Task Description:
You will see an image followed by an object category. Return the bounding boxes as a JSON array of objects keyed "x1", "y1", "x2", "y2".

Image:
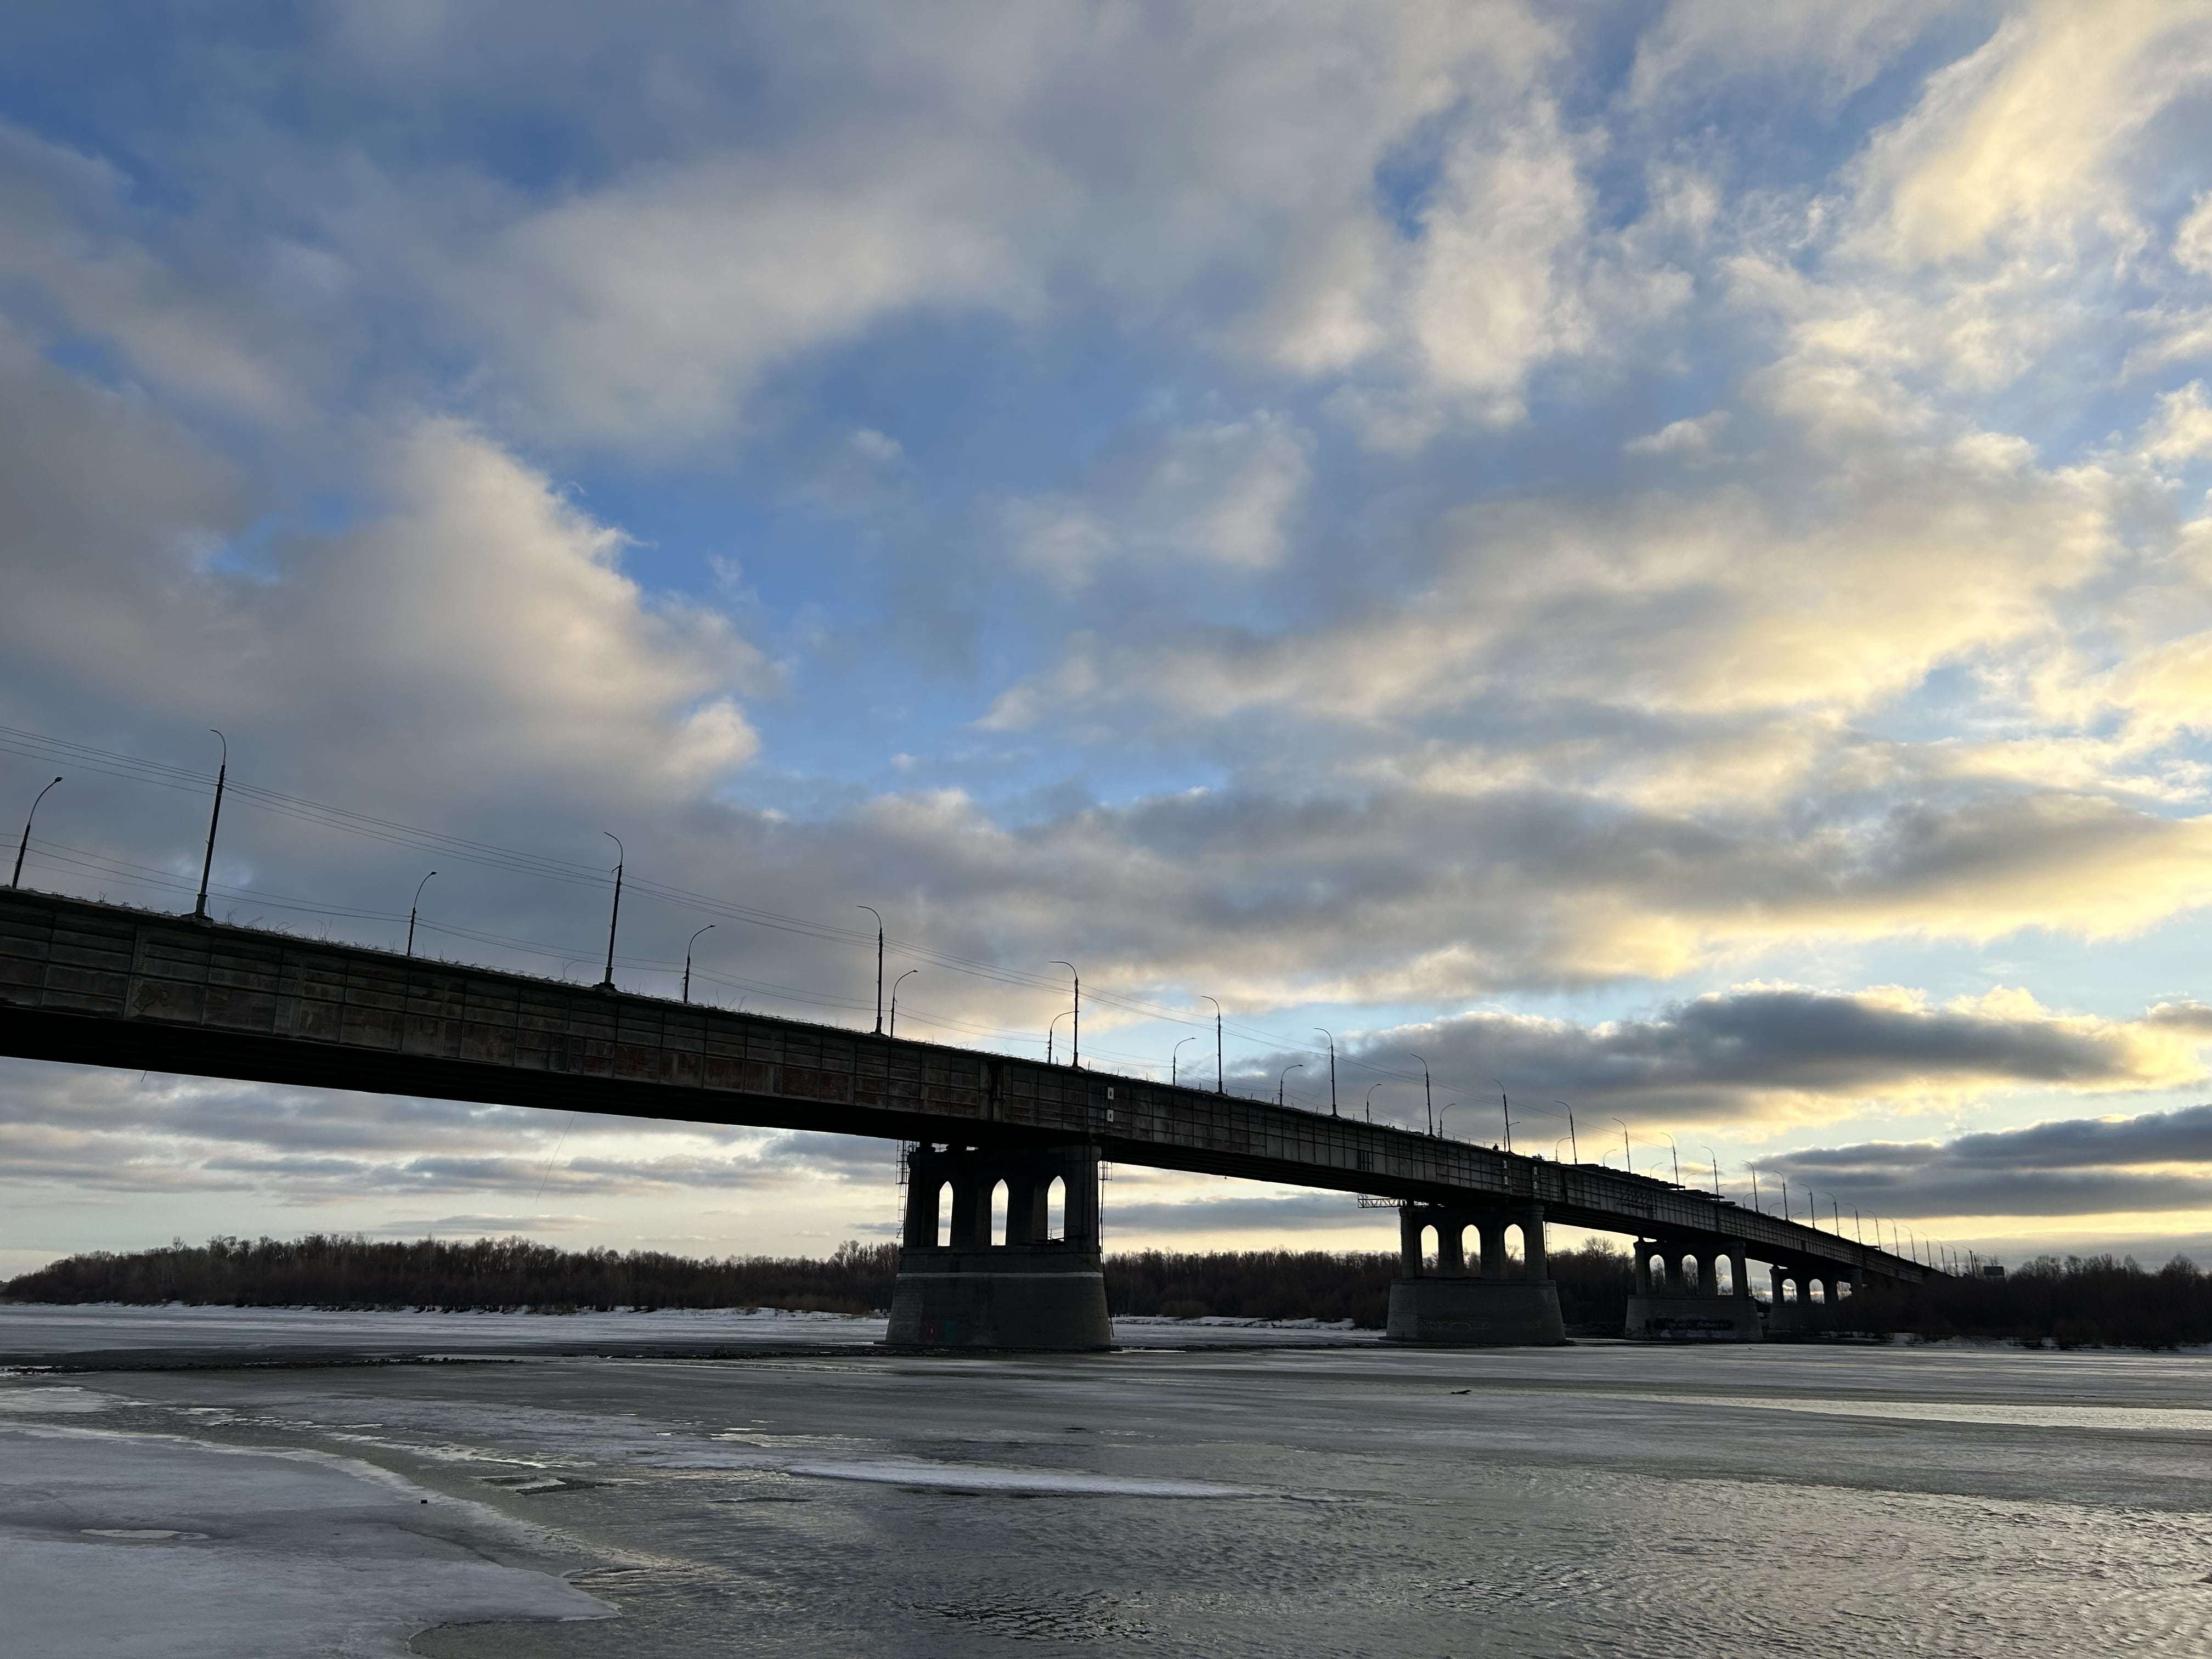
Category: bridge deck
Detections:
[{"x1": 0, "y1": 890, "x2": 1933, "y2": 1281}]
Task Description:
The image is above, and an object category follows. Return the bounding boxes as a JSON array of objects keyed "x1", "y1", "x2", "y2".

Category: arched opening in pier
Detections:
[
  {"x1": 1420, "y1": 1223, "x2": 1440, "y2": 1272},
  {"x1": 1807, "y1": 1279, "x2": 1826, "y2": 1304},
  {"x1": 1046, "y1": 1176, "x2": 1066, "y2": 1242},
  {"x1": 1713, "y1": 1256, "x2": 1734, "y2": 1296},
  {"x1": 1647, "y1": 1252, "x2": 1668, "y2": 1289},
  {"x1": 1836, "y1": 1279, "x2": 1852, "y2": 1299},
  {"x1": 1680, "y1": 1255, "x2": 1700, "y2": 1292},
  {"x1": 1503, "y1": 1223, "x2": 1525, "y2": 1277},
  {"x1": 1779, "y1": 1277, "x2": 1798, "y2": 1302},
  {"x1": 935, "y1": 1182, "x2": 953, "y2": 1248},
  {"x1": 990, "y1": 1180, "x2": 1010, "y2": 1248},
  {"x1": 1460, "y1": 1224, "x2": 1480, "y2": 1274}
]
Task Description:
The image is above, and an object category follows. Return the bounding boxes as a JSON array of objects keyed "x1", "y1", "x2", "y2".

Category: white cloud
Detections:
[
  {"x1": 1853, "y1": 2, "x2": 2212, "y2": 266},
  {"x1": 1626, "y1": 0, "x2": 1934, "y2": 110},
  {"x1": 1624, "y1": 410, "x2": 1731, "y2": 456},
  {"x1": 1003, "y1": 413, "x2": 1312, "y2": 586},
  {"x1": 2141, "y1": 381, "x2": 2212, "y2": 468}
]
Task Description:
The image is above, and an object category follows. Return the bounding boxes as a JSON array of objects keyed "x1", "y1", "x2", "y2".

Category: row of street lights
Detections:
[{"x1": 13, "y1": 751, "x2": 1978, "y2": 1272}]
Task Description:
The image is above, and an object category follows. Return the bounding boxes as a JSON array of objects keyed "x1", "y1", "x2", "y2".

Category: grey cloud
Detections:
[
  {"x1": 1768, "y1": 1103, "x2": 2212, "y2": 1220},
  {"x1": 1244, "y1": 988, "x2": 2206, "y2": 1131},
  {"x1": 354, "y1": 1214, "x2": 596, "y2": 1237}
]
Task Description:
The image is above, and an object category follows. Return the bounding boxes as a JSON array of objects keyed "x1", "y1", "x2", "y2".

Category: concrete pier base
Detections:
[
  {"x1": 882, "y1": 1142, "x2": 1111, "y2": 1352},
  {"x1": 1385, "y1": 1277, "x2": 1566, "y2": 1346},
  {"x1": 885, "y1": 1247, "x2": 1110, "y2": 1350},
  {"x1": 1624, "y1": 1293, "x2": 1763, "y2": 1342},
  {"x1": 1385, "y1": 1202, "x2": 1567, "y2": 1346}
]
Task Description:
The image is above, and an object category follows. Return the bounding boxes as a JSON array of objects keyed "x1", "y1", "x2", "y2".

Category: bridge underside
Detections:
[{"x1": 0, "y1": 892, "x2": 1938, "y2": 1348}]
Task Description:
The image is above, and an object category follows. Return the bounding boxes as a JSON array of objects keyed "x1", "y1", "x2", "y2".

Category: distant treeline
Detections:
[
  {"x1": 1852, "y1": 1254, "x2": 2212, "y2": 1349},
  {"x1": 0, "y1": 1233, "x2": 1634, "y2": 1331},
  {"x1": 1, "y1": 1235, "x2": 905, "y2": 1316},
  {"x1": 10, "y1": 1238, "x2": 2206, "y2": 1347}
]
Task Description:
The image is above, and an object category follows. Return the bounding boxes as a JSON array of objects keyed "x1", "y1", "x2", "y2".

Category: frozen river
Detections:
[{"x1": 4, "y1": 1307, "x2": 2210, "y2": 1656}]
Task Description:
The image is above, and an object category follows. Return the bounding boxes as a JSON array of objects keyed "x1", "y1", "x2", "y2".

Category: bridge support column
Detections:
[
  {"x1": 1386, "y1": 1203, "x2": 1565, "y2": 1346},
  {"x1": 885, "y1": 1143, "x2": 1111, "y2": 1351},
  {"x1": 1626, "y1": 1236, "x2": 1763, "y2": 1341}
]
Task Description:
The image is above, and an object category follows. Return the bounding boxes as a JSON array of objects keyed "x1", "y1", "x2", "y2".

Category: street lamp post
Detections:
[
  {"x1": 1048, "y1": 1009, "x2": 1072, "y2": 1065},
  {"x1": 682, "y1": 924, "x2": 716, "y2": 1003},
  {"x1": 1493, "y1": 1079, "x2": 1512, "y2": 1152},
  {"x1": 1278, "y1": 1062, "x2": 1304, "y2": 1108},
  {"x1": 890, "y1": 968, "x2": 918, "y2": 1036},
  {"x1": 1366, "y1": 1082, "x2": 1383, "y2": 1124},
  {"x1": 856, "y1": 907, "x2": 884, "y2": 1034},
  {"x1": 1408, "y1": 1053, "x2": 1432, "y2": 1136},
  {"x1": 1750, "y1": 1166, "x2": 1762, "y2": 1213},
  {"x1": 1609, "y1": 1116, "x2": 1630, "y2": 1170},
  {"x1": 1200, "y1": 996, "x2": 1223, "y2": 1094},
  {"x1": 192, "y1": 730, "x2": 228, "y2": 923},
  {"x1": 1703, "y1": 1146, "x2": 1720, "y2": 1198},
  {"x1": 406, "y1": 871, "x2": 438, "y2": 958},
  {"x1": 1051, "y1": 961, "x2": 1079, "y2": 1068},
  {"x1": 1316, "y1": 1029, "x2": 1337, "y2": 1116},
  {"x1": 1172, "y1": 1036, "x2": 1194, "y2": 1086},
  {"x1": 1438, "y1": 1101, "x2": 1456, "y2": 1138},
  {"x1": 597, "y1": 832, "x2": 624, "y2": 991},
  {"x1": 1555, "y1": 1103, "x2": 1577, "y2": 1163},
  {"x1": 12, "y1": 775, "x2": 61, "y2": 888},
  {"x1": 1661, "y1": 1133, "x2": 1679, "y2": 1185}
]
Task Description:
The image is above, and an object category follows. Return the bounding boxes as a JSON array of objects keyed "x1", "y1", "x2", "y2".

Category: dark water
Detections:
[{"x1": 16, "y1": 1339, "x2": 2212, "y2": 1656}]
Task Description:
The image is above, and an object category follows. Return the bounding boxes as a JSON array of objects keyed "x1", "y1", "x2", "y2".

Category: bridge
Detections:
[{"x1": 0, "y1": 889, "x2": 1938, "y2": 1347}]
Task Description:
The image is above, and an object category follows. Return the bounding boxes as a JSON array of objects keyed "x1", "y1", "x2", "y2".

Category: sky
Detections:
[{"x1": 5, "y1": 1, "x2": 2212, "y2": 1278}]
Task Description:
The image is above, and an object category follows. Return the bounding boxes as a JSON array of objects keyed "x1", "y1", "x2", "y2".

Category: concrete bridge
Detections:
[{"x1": 0, "y1": 889, "x2": 1939, "y2": 1347}]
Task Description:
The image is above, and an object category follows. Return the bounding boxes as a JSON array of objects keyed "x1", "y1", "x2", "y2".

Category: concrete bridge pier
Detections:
[
  {"x1": 1765, "y1": 1261, "x2": 1865, "y2": 1339},
  {"x1": 1385, "y1": 1203, "x2": 1566, "y2": 1345},
  {"x1": 883, "y1": 1142, "x2": 1112, "y2": 1351},
  {"x1": 1624, "y1": 1238, "x2": 1762, "y2": 1341}
]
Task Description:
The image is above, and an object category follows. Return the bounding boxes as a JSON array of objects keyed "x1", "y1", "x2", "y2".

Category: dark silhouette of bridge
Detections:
[{"x1": 0, "y1": 889, "x2": 1938, "y2": 1347}]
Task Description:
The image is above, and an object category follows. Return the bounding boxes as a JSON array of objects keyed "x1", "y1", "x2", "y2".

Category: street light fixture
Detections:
[
  {"x1": 192, "y1": 730, "x2": 228, "y2": 923},
  {"x1": 11, "y1": 775, "x2": 60, "y2": 889},
  {"x1": 1702, "y1": 1145, "x2": 1720, "y2": 1198},
  {"x1": 1492, "y1": 1078, "x2": 1512, "y2": 1152},
  {"x1": 406, "y1": 871, "x2": 438, "y2": 959},
  {"x1": 1438, "y1": 1101, "x2": 1457, "y2": 1138},
  {"x1": 1051, "y1": 961, "x2": 1079, "y2": 1068},
  {"x1": 1555, "y1": 1103, "x2": 1577, "y2": 1163},
  {"x1": 855, "y1": 907, "x2": 884, "y2": 1034},
  {"x1": 1047, "y1": 1009, "x2": 1072, "y2": 1065},
  {"x1": 1609, "y1": 1116, "x2": 1631, "y2": 1170},
  {"x1": 1199, "y1": 995, "x2": 1224, "y2": 1094},
  {"x1": 1366, "y1": 1082, "x2": 1383, "y2": 1124},
  {"x1": 1278, "y1": 1062, "x2": 1304, "y2": 1107},
  {"x1": 1408, "y1": 1053, "x2": 1433, "y2": 1136},
  {"x1": 1660, "y1": 1132, "x2": 1679, "y2": 1185},
  {"x1": 1172, "y1": 1036, "x2": 1195, "y2": 1087},
  {"x1": 597, "y1": 832, "x2": 625, "y2": 991},
  {"x1": 890, "y1": 968, "x2": 918, "y2": 1036},
  {"x1": 682, "y1": 924, "x2": 716, "y2": 1003},
  {"x1": 1316, "y1": 1028, "x2": 1337, "y2": 1116}
]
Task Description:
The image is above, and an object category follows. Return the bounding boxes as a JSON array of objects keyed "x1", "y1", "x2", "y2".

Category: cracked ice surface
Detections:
[{"x1": 0, "y1": 1424, "x2": 611, "y2": 1657}]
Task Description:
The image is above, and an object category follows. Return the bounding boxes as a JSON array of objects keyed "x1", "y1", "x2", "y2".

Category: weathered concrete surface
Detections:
[
  {"x1": 1625, "y1": 1293, "x2": 1763, "y2": 1342},
  {"x1": 1385, "y1": 1279, "x2": 1566, "y2": 1346},
  {"x1": 885, "y1": 1249, "x2": 1113, "y2": 1350},
  {"x1": 885, "y1": 1142, "x2": 1112, "y2": 1350}
]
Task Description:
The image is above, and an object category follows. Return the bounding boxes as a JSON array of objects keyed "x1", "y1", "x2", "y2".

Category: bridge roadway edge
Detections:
[{"x1": 0, "y1": 889, "x2": 1935, "y2": 1285}]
